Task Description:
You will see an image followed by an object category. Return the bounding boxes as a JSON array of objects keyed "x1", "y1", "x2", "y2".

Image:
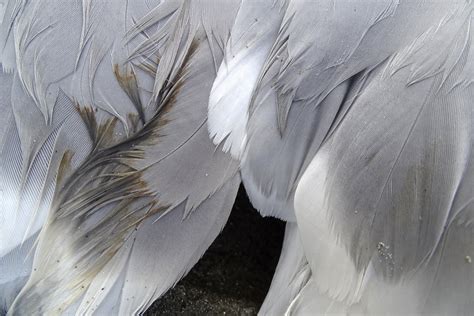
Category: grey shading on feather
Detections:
[
  {"x1": 239, "y1": 0, "x2": 456, "y2": 222},
  {"x1": 242, "y1": 74, "x2": 351, "y2": 221},
  {"x1": 0, "y1": 70, "x2": 32, "y2": 313},
  {"x1": 0, "y1": 0, "x2": 157, "y2": 311},
  {"x1": 292, "y1": 1, "x2": 474, "y2": 314},
  {"x1": 6, "y1": 0, "x2": 242, "y2": 314},
  {"x1": 0, "y1": 235, "x2": 35, "y2": 314},
  {"x1": 208, "y1": 0, "x2": 290, "y2": 158},
  {"x1": 0, "y1": 64, "x2": 94, "y2": 312},
  {"x1": 233, "y1": 0, "x2": 391, "y2": 221},
  {"x1": 208, "y1": 0, "x2": 331, "y2": 221}
]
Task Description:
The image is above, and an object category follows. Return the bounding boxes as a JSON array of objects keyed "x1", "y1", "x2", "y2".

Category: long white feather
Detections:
[{"x1": 208, "y1": 0, "x2": 287, "y2": 158}]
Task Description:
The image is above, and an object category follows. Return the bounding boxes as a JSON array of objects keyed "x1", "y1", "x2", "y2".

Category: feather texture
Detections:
[
  {"x1": 0, "y1": 69, "x2": 93, "y2": 311},
  {"x1": 5, "y1": 1, "x2": 241, "y2": 314},
  {"x1": 239, "y1": 0, "x2": 465, "y2": 221},
  {"x1": 208, "y1": 0, "x2": 288, "y2": 158},
  {"x1": 294, "y1": 2, "x2": 474, "y2": 313},
  {"x1": 2, "y1": 1, "x2": 473, "y2": 315}
]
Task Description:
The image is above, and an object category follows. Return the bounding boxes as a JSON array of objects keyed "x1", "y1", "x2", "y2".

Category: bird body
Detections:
[
  {"x1": 0, "y1": 0, "x2": 473, "y2": 315},
  {"x1": 211, "y1": 0, "x2": 474, "y2": 314}
]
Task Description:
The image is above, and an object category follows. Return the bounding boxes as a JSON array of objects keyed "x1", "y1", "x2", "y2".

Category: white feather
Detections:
[{"x1": 208, "y1": 0, "x2": 287, "y2": 158}]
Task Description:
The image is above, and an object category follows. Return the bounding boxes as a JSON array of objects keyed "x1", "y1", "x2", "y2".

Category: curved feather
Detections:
[
  {"x1": 294, "y1": 3, "x2": 474, "y2": 313},
  {"x1": 0, "y1": 68, "x2": 93, "y2": 311},
  {"x1": 242, "y1": 77, "x2": 351, "y2": 221},
  {"x1": 239, "y1": 0, "x2": 467, "y2": 222},
  {"x1": 208, "y1": 0, "x2": 288, "y2": 158},
  {"x1": 7, "y1": 1, "x2": 241, "y2": 314}
]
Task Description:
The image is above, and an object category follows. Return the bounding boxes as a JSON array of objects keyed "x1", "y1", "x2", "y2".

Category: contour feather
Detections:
[
  {"x1": 8, "y1": 2, "x2": 241, "y2": 314},
  {"x1": 294, "y1": 3, "x2": 474, "y2": 312}
]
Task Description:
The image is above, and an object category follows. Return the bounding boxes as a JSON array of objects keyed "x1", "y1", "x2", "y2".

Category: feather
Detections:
[
  {"x1": 0, "y1": 0, "x2": 25, "y2": 72},
  {"x1": 242, "y1": 77, "x2": 351, "y2": 221},
  {"x1": 239, "y1": 0, "x2": 417, "y2": 221},
  {"x1": 0, "y1": 2, "x2": 161, "y2": 311},
  {"x1": 7, "y1": 1, "x2": 241, "y2": 314},
  {"x1": 0, "y1": 235, "x2": 35, "y2": 314},
  {"x1": 12, "y1": 0, "x2": 161, "y2": 132},
  {"x1": 0, "y1": 75, "x2": 93, "y2": 313},
  {"x1": 294, "y1": 2, "x2": 474, "y2": 313},
  {"x1": 208, "y1": 0, "x2": 288, "y2": 158}
]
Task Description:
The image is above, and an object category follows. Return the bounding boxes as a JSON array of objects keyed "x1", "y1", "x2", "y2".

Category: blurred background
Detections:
[{"x1": 145, "y1": 186, "x2": 285, "y2": 315}]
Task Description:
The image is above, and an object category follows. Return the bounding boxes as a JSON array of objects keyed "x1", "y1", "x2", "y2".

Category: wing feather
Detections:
[
  {"x1": 294, "y1": 4, "x2": 474, "y2": 312},
  {"x1": 7, "y1": 2, "x2": 241, "y2": 314}
]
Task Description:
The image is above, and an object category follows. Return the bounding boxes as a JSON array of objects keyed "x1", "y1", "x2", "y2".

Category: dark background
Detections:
[{"x1": 145, "y1": 186, "x2": 285, "y2": 315}]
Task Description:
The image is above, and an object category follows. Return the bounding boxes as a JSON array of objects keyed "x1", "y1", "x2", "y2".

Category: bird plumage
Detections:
[
  {"x1": 0, "y1": 0, "x2": 473, "y2": 315},
  {"x1": 1, "y1": 0, "x2": 241, "y2": 314},
  {"x1": 211, "y1": 0, "x2": 474, "y2": 314}
]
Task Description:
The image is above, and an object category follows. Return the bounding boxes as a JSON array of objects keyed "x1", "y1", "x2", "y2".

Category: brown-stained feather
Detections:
[
  {"x1": 76, "y1": 106, "x2": 118, "y2": 150},
  {"x1": 132, "y1": 54, "x2": 160, "y2": 78},
  {"x1": 113, "y1": 64, "x2": 146, "y2": 124},
  {"x1": 12, "y1": 38, "x2": 202, "y2": 314},
  {"x1": 55, "y1": 150, "x2": 74, "y2": 190}
]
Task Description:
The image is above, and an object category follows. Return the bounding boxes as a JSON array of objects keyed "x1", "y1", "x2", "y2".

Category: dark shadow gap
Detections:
[{"x1": 145, "y1": 185, "x2": 285, "y2": 315}]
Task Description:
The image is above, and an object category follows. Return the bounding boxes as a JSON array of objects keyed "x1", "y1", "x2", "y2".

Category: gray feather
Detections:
[
  {"x1": 7, "y1": 1, "x2": 241, "y2": 314},
  {"x1": 294, "y1": 2, "x2": 474, "y2": 313}
]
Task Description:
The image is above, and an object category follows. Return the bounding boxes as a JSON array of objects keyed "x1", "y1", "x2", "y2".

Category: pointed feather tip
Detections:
[
  {"x1": 294, "y1": 151, "x2": 369, "y2": 305},
  {"x1": 0, "y1": 64, "x2": 13, "y2": 74},
  {"x1": 207, "y1": 95, "x2": 248, "y2": 159},
  {"x1": 240, "y1": 171, "x2": 296, "y2": 221},
  {"x1": 207, "y1": 84, "x2": 248, "y2": 159},
  {"x1": 208, "y1": 38, "x2": 276, "y2": 159},
  {"x1": 207, "y1": 127, "x2": 246, "y2": 159}
]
